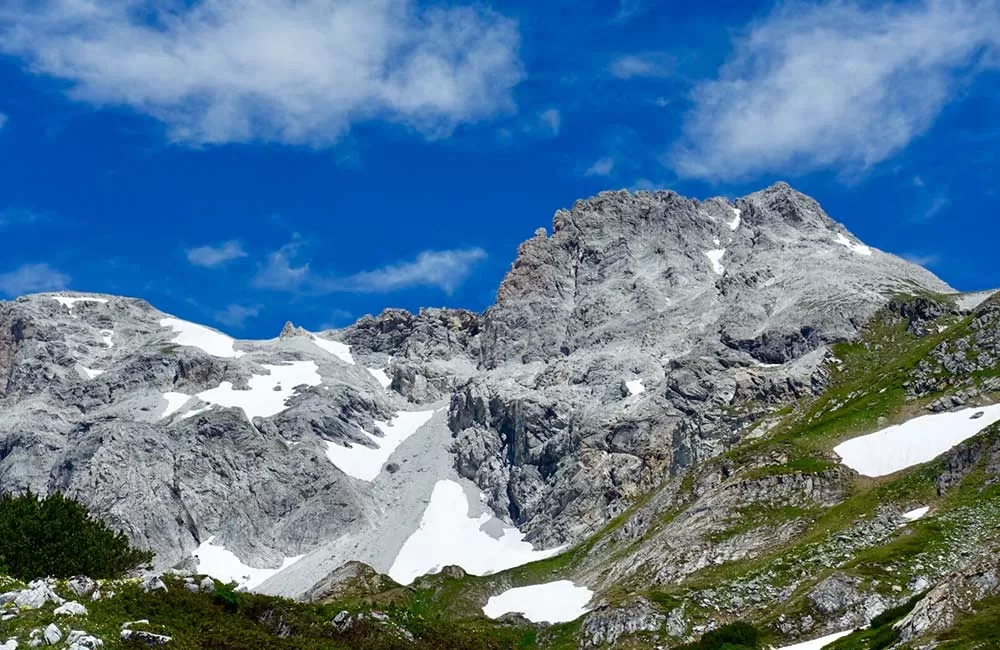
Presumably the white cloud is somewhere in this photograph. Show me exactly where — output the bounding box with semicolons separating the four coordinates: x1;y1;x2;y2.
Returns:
902;252;941;267
253;245;486;295
585;157;616;177
187;240;247;268
252;243;310;290
334;248;487;294
0;263;70;296
539;108;561;135
671;0;1000;181
214;304;260;328
0;0;522;146
609;53;673;79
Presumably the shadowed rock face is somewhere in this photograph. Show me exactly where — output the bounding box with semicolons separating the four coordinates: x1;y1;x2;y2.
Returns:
0;183;956;591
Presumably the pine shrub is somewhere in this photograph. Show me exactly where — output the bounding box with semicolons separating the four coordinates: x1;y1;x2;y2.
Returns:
0;490;153;580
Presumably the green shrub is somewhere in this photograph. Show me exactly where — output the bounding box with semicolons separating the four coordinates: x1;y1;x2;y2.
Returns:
0;490;153;580
676;621;762;649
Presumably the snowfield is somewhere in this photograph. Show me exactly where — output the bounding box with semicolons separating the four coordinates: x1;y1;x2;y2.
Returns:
324;409;435;481
195;539;303;590
834;232;872;256
160;392;194;419
388;479;564;585
705;248;726;275
728;207;742;231
367;367;392;389
773;630;853;649
834;404;1000;477
310;335;354;365
626;379;645;396
482;581;593;623
903;506;930;521
192;361;322;421
161;318;244;358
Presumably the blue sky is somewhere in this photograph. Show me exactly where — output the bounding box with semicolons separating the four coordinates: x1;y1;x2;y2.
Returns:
0;0;998;338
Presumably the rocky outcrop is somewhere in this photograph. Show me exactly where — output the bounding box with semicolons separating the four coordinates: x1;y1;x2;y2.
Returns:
450;183;950;547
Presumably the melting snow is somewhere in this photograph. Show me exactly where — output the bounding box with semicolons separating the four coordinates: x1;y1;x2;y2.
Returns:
161;392;193;419
903;506;930;521
161;318;244;358
483;581;593;623
389;479;564;585
325;409;435;481
834;233;873;257
772;630;854;650
367;367;392;389
705;249;726;275
193;361;322;421
79;366;104;379
728;207;742;231
310;335;354;365
626;379;645;396
194;538;303;591
834;404;1000;477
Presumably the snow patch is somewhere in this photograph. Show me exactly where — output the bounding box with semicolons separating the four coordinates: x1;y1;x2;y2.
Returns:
79;366;104;379
51;296;108;310
100;330;114;348
705;249;726;275
160;392;193;419
772;630;854;650
194;539;303;591
161;318;244;358
625;379;645;396
367;367;392;389
389;480;564;585
834;404;1000;477
834;233;873;257
311;335;354;365
195;361;322;421
325;409;435;481
903;506;930;521
728;207;742;231
483;581;593;624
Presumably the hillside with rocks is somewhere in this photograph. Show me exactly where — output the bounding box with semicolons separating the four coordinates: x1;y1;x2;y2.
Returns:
1;182;999;649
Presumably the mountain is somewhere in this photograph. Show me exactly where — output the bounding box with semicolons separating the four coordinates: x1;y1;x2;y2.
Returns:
2;182;999;649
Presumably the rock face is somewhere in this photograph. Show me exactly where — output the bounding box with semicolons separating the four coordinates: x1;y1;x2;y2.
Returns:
0;182;959;598
449;183;951;546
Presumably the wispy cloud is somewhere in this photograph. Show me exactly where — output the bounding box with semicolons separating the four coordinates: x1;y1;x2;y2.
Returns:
252;243;310;291
902;252;941;267
0;0;522;146
671;0;1000;181
924;194;951;220
0;263;70;296
539;108;561;136
214;304;261;328
612;0;644;24
253;245;486;295
187;241;248;268
0;207;44;228
609;53;673;79
585;157;616;177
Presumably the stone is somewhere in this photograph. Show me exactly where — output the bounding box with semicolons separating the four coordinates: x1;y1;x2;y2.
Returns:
199;577;215;593
42;623;61;646
54;601;88;616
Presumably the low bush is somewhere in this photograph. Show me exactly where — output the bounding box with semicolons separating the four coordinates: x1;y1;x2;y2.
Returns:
0;490;153;580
